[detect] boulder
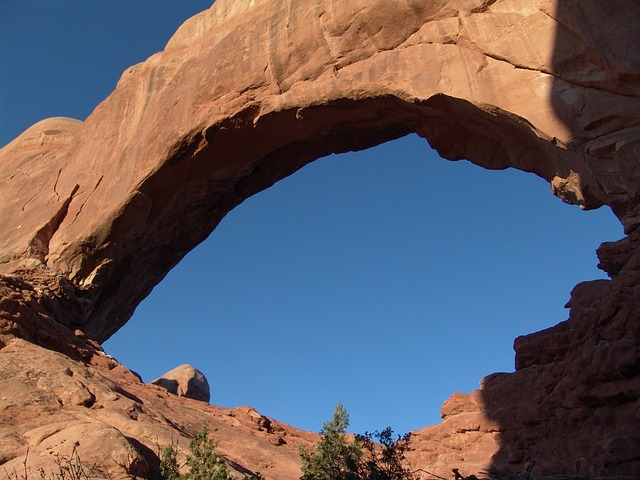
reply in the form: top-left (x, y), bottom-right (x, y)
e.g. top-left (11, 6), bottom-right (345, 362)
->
top-left (0, 338), bottom-right (308, 479)
top-left (151, 364), bottom-right (211, 403)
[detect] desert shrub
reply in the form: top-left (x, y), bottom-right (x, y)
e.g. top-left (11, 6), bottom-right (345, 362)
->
top-left (184, 425), bottom-right (233, 480)
top-left (159, 442), bottom-right (181, 480)
top-left (5, 427), bottom-right (254, 480)
top-left (156, 427), bottom-right (269, 480)
top-left (298, 405), bottom-right (416, 480)
top-left (356, 428), bottom-right (415, 480)
top-left (3, 446), bottom-right (107, 480)
top-left (298, 403), bottom-right (362, 480)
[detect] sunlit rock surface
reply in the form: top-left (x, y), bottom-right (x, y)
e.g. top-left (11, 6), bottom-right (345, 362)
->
top-left (0, 0), bottom-right (639, 477)
top-left (0, 334), bottom-right (309, 478)
top-left (151, 364), bottom-right (211, 403)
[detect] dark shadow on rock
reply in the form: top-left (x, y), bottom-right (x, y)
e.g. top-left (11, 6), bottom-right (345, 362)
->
top-left (114, 385), bottom-right (145, 404)
top-left (550, 0), bottom-right (640, 230)
top-left (151, 378), bottom-right (180, 396)
top-left (125, 436), bottom-right (160, 480)
top-left (482, 2), bottom-right (640, 477)
top-left (2, 3), bottom-right (639, 477)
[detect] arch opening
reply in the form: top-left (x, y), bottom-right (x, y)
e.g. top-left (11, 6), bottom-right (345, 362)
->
top-left (103, 133), bottom-right (622, 435)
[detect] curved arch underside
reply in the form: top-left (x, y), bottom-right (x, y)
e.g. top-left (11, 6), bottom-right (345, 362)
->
top-left (1, 0), bottom-right (639, 476)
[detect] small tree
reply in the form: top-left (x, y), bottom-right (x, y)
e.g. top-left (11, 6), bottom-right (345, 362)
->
top-left (298, 405), bottom-right (417, 480)
top-left (356, 428), bottom-right (415, 480)
top-left (159, 442), bottom-right (181, 480)
top-left (298, 404), bottom-right (362, 480)
top-left (186, 425), bottom-right (233, 480)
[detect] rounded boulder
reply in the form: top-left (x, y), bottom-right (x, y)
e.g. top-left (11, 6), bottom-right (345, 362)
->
top-left (151, 364), bottom-right (210, 402)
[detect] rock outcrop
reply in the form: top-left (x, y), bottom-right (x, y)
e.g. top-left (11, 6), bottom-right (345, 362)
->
top-left (0, 330), bottom-right (309, 479)
top-left (408, 231), bottom-right (640, 477)
top-left (1, 0), bottom-right (639, 478)
top-left (151, 364), bottom-right (211, 403)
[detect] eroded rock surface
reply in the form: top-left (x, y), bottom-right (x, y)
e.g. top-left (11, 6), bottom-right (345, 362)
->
top-left (408, 232), bottom-right (640, 477)
top-left (0, 332), bottom-right (309, 479)
top-left (0, 0), bottom-right (639, 477)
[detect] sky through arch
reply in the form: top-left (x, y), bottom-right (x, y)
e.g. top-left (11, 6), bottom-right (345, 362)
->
top-left (103, 132), bottom-right (622, 434)
top-left (1, 1), bottom-right (624, 435)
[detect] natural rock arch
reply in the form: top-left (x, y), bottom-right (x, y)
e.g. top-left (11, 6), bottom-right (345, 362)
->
top-left (110, 130), bottom-right (619, 432)
top-left (2, 0), bottom-right (638, 341)
top-left (1, 0), bottom-right (639, 477)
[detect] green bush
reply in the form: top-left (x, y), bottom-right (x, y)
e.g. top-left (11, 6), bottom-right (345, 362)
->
top-left (298, 403), bottom-right (362, 480)
top-left (356, 428), bottom-right (415, 480)
top-left (6, 427), bottom-right (260, 480)
top-left (159, 442), bottom-right (181, 480)
top-left (298, 405), bottom-right (416, 480)
top-left (156, 426), bottom-right (267, 480)
top-left (184, 425), bottom-right (233, 480)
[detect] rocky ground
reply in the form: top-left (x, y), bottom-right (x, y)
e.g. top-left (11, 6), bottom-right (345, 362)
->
top-left (0, 329), bottom-right (312, 479)
top-left (1, 230), bottom-right (639, 479)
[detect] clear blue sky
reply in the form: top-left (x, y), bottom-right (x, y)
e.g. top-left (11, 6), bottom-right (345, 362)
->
top-left (2, 2), bottom-right (624, 435)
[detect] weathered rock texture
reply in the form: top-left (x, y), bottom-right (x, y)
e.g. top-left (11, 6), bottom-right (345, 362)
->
top-left (1, 0), bottom-right (639, 478)
top-left (0, 331), bottom-right (310, 479)
top-left (408, 230), bottom-right (640, 477)
top-left (151, 364), bottom-right (211, 403)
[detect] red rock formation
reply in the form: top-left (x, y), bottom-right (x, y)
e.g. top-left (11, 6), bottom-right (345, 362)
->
top-left (0, 326), bottom-right (310, 478)
top-left (408, 231), bottom-right (640, 477)
top-left (1, 0), bottom-right (639, 478)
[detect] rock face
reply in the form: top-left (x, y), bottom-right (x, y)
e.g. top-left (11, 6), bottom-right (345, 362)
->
top-left (0, 0), bottom-right (639, 478)
top-left (151, 364), bottom-right (211, 403)
top-left (408, 232), bottom-right (640, 477)
top-left (2, 0), bottom-right (640, 343)
top-left (0, 331), bottom-right (309, 479)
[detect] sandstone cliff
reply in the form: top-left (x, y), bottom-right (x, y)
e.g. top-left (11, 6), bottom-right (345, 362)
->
top-left (1, 0), bottom-right (639, 478)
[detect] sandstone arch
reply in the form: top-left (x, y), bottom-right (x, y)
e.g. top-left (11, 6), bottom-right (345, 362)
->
top-left (1, 0), bottom-right (639, 477)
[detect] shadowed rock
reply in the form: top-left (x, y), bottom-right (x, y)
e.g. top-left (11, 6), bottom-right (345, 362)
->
top-left (151, 364), bottom-right (211, 403)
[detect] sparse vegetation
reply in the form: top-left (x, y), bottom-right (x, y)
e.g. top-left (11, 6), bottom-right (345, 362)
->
top-left (6, 410), bottom-right (424, 480)
top-left (5, 426), bottom-right (259, 480)
top-left (298, 403), bottom-right (362, 480)
top-left (298, 404), bottom-right (416, 480)
top-left (356, 428), bottom-right (415, 480)
top-left (154, 425), bottom-right (265, 480)
top-left (184, 425), bottom-right (233, 480)
top-left (3, 446), bottom-right (107, 480)
top-left (159, 440), bottom-right (181, 480)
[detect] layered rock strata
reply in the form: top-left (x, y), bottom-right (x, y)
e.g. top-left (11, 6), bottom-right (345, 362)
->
top-left (1, 0), bottom-right (639, 477)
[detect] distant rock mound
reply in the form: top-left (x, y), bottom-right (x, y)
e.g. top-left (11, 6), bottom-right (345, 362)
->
top-left (151, 364), bottom-right (211, 403)
top-left (0, 334), bottom-right (308, 479)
